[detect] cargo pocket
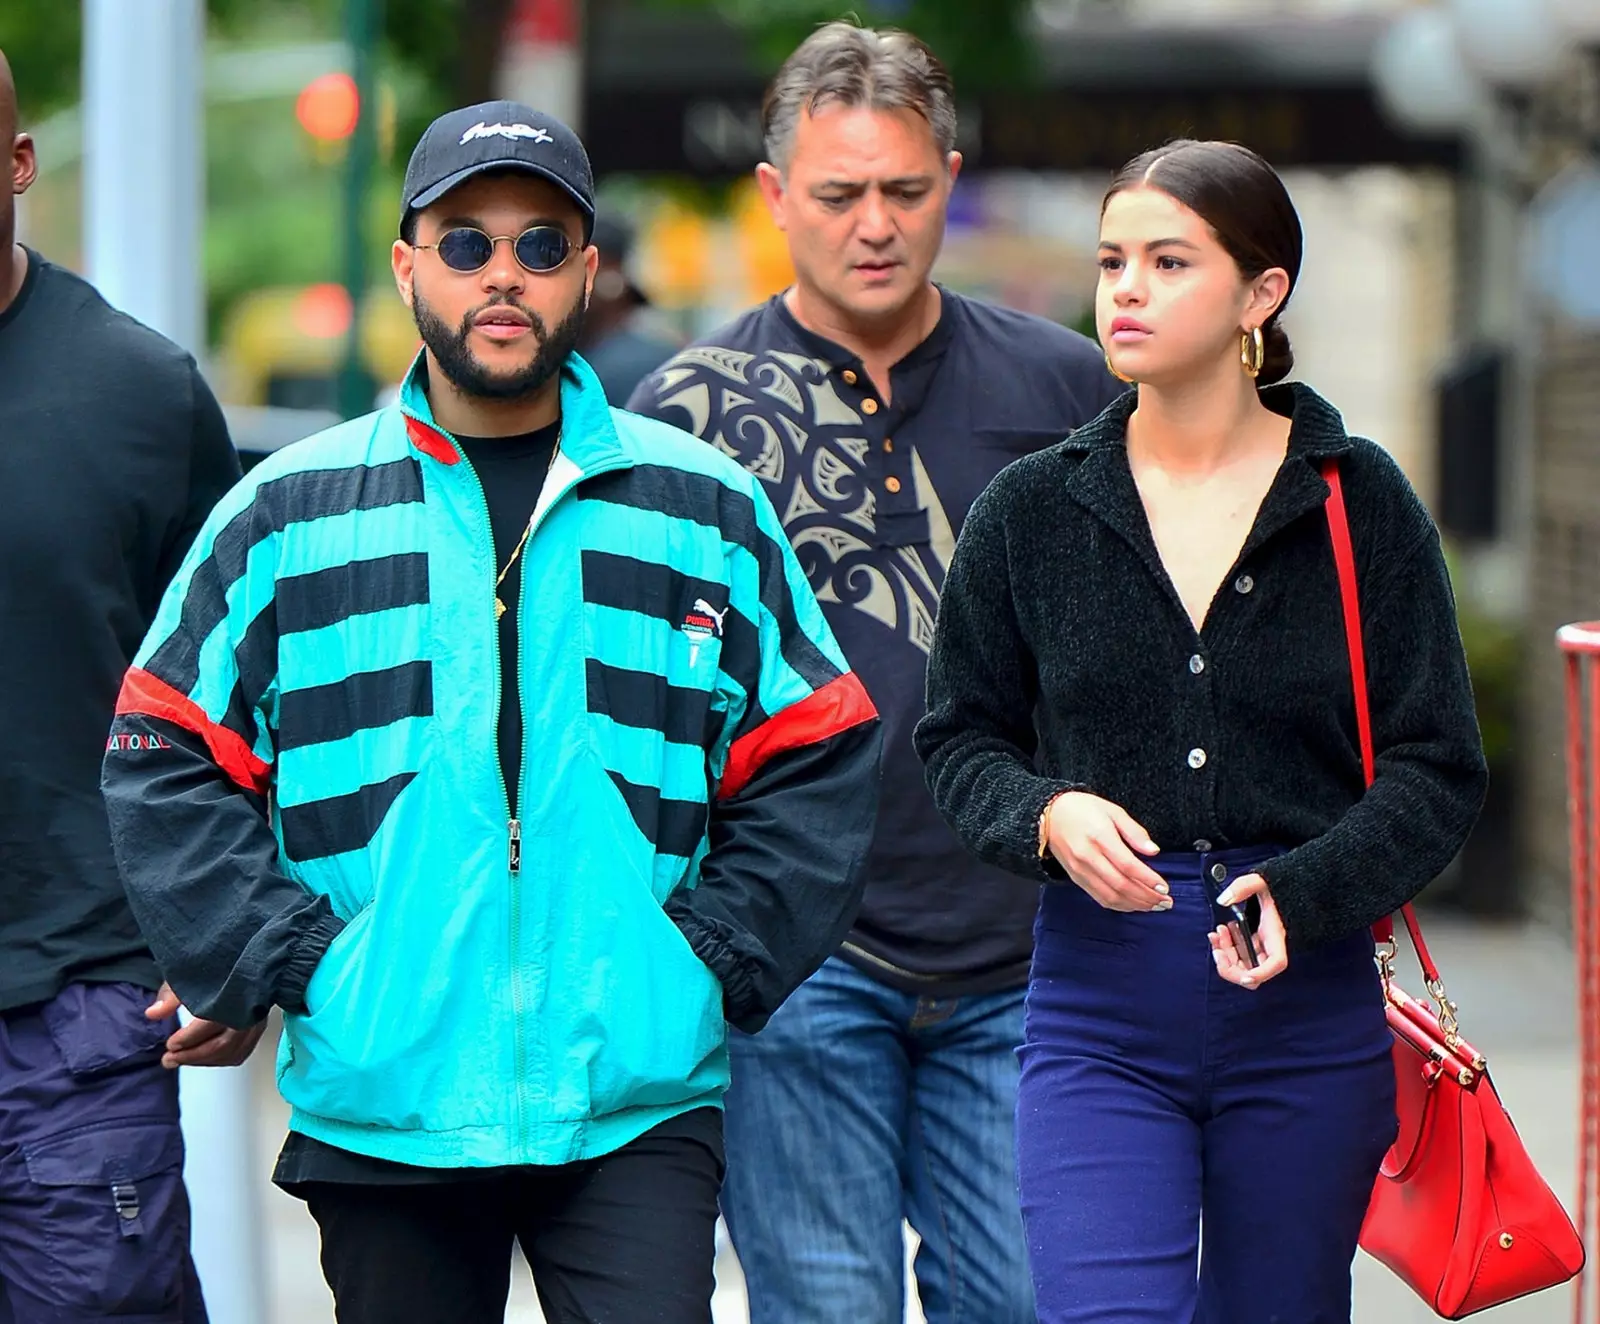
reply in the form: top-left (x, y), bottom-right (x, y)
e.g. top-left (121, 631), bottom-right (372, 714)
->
top-left (39, 983), bottom-right (171, 1078)
top-left (22, 1119), bottom-right (191, 1320)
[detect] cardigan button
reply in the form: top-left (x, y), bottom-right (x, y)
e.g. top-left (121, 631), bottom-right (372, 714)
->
top-left (1189, 654), bottom-right (1205, 675)
top-left (1234, 574), bottom-right (1255, 595)
top-left (1187, 748), bottom-right (1207, 770)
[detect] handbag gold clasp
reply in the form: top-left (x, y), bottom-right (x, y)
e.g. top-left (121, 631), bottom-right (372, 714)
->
top-left (1425, 975), bottom-right (1463, 1045)
top-left (1376, 939), bottom-right (1398, 989)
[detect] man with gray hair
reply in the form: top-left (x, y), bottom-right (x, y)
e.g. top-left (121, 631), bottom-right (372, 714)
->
top-left (629, 20), bottom-right (1125, 1323)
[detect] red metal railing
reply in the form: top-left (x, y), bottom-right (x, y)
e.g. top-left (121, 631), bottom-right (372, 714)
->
top-left (1561, 622), bottom-right (1600, 1323)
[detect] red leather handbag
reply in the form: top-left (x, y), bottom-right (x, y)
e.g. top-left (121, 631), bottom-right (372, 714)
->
top-left (1322, 459), bottom-right (1585, 1318)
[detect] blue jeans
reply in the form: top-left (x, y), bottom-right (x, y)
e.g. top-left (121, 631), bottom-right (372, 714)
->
top-left (721, 956), bottom-right (1034, 1324)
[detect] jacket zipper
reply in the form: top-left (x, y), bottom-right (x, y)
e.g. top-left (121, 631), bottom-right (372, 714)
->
top-left (454, 438), bottom-right (629, 1160)
top-left (455, 451), bottom-right (529, 1153)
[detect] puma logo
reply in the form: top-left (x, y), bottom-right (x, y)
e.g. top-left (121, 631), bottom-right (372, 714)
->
top-left (693, 599), bottom-right (729, 635)
top-left (681, 599), bottom-right (728, 666)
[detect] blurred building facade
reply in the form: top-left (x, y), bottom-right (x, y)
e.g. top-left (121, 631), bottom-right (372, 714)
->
top-left (1522, 54), bottom-right (1600, 919)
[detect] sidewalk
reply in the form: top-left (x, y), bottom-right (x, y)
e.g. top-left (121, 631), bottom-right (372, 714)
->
top-left (251, 913), bottom-right (1584, 1322)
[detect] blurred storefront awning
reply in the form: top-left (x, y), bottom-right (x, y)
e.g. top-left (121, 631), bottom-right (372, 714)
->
top-left (582, 6), bottom-right (1461, 176)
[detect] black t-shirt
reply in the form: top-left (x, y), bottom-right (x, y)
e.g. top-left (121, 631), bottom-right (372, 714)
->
top-left (0, 249), bottom-right (240, 1011)
top-left (457, 423), bottom-right (561, 816)
top-left (275, 417), bottom-right (559, 1189)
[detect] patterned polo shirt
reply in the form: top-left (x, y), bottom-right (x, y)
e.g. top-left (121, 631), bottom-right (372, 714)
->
top-left (629, 287), bottom-right (1125, 994)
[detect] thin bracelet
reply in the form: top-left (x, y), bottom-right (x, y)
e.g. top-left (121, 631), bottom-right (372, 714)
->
top-left (1038, 791), bottom-right (1070, 858)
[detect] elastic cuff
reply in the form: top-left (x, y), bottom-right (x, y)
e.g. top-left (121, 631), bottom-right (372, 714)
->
top-left (276, 908), bottom-right (347, 1014)
top-left (663, 901), bottom-right (764, 1032)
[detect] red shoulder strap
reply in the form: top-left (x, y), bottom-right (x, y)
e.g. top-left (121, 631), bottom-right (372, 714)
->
top-left (1320, 460), bottom-right (1439, 981)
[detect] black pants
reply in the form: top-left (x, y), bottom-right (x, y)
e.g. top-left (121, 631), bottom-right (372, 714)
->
top-left (302, 1109), bottom-right (724, 1324)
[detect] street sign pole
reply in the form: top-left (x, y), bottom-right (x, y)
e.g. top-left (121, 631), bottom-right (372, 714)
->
top-left (338, 0), bottom-right (381, 420)
top-left (82, 3), bottom-right (269, 1321)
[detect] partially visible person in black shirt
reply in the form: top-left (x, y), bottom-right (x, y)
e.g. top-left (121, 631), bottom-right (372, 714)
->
top-left (628, 22), bottom-right (1123, 1324)
top-left (578, 215), bottom-right (678, 405)
top-left (916, 139), bottom-right (1485, 1324)
top-left (0, 46), bottom-right (240, 1322)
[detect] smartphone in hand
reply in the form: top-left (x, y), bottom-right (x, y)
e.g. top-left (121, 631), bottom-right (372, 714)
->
top-left (1220, 897), bottom-right (1262, 969)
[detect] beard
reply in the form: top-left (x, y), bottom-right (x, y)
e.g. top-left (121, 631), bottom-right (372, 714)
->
top-left (413, 286), bottom-right (587, 402)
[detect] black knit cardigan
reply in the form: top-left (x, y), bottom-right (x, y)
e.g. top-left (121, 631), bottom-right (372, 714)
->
top-left (914, 383), bottom-right (1487, 949)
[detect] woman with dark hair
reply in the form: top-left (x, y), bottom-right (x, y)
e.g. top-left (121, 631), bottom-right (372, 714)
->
top-left (915, 139), bottom-right (1487, 1322)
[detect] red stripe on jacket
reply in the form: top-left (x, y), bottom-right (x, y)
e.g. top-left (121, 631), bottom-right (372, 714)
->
top-left (114, 667), bottom-right (271, 796)
top-left (720, 672), bottom-right (877, 800)
top-left (404, 415), bottom-right (460, 465)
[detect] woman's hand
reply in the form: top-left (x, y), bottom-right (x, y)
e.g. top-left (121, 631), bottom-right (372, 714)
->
top-left (1043, 792), bottom-right (1169, 912)
top-left (1210, 874), bottom-right (1289, 989)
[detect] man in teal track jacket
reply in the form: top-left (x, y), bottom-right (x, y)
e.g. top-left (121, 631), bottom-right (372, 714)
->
top-left (101, 102), bottom-right (881, 1324)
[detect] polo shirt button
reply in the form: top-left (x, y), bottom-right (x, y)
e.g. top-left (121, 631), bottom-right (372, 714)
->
top-left (862, 398), bottom-right (880, 415)
top-left (1210, 862), bottom-right (1228, 884)
top-left (1235, 574), bottom-right (1255, 595)
top-left (885, 476), bottom-right (902, 494)
top-left (841, 369), bottom-right (858, 385)
top-left (1194, 839), bottom-right (1213, 852)
top-left (1189, 654), bottom-right (1205, 675)
top-left (1187, 748), bottom-right (1207, 769)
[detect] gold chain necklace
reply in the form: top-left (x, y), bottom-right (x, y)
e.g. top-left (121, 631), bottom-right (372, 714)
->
top-left (493, 429), bottom-right (562, 621)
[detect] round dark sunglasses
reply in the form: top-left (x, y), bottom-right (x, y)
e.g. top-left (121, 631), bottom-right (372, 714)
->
top-left (414, 225), bottom-right (575, 274)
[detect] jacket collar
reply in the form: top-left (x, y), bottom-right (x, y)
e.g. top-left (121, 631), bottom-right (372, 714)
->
top-left (1061, 382), bottom-right (1357, 460)
top-left (1059, 382), bottom-right (1354, 604)
top-left (397, 349), bottom-right (628, 474)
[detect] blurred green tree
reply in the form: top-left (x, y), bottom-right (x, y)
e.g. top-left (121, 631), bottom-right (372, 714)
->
top-left (3, 0), bottom-right (1037, 125)
top-left (0, 0), bottom-right (503, 129)
top-left (0, 3), bottom-right (84, 121)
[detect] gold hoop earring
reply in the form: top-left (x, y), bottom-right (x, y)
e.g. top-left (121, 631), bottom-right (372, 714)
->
top-left (1104, 350), bottom-right (1135, 385)
top-left (1240, 327), bottom-right (1265, 379)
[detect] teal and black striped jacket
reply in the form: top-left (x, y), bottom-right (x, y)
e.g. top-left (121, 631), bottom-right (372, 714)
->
top-left (101, 351), bottom-right (881, 1169)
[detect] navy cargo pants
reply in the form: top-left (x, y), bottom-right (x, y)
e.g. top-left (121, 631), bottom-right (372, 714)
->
top-left (0, 981), bottom-right (206, 1322)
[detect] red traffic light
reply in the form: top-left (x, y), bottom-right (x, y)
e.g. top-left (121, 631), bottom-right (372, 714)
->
top-left (296, 72), bottom-right (360, 142)
top-left (294, 284), bottom-right (355, 340)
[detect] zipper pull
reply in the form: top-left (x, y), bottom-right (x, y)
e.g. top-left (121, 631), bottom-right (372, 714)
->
top-left (508, 819), bottom-right (522, 874)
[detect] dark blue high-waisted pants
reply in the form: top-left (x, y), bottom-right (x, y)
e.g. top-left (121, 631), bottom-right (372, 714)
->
top-left (1017, 845), bottom-right (1397, 1324)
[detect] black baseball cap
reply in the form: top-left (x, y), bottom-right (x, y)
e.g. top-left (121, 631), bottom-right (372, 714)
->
top-left (401, 100), bottom-right (595, 240)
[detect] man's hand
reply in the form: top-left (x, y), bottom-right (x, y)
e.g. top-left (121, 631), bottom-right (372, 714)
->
top-left (146, 983), bottom-right (267, 1070)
